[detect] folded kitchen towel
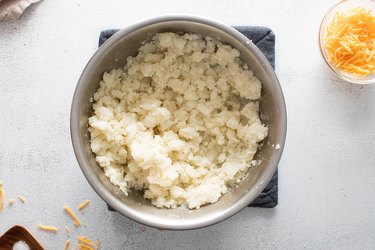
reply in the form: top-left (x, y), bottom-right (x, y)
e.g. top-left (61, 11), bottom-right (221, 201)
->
top-left (99, 26), bottom-right (278, 209)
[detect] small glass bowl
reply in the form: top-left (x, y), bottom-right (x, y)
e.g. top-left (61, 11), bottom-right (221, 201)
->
top-left (319, 0), bottom-right (375, 84)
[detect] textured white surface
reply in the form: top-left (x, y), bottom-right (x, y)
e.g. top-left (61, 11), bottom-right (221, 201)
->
top-left (0, 0), bottom-right (374, 249)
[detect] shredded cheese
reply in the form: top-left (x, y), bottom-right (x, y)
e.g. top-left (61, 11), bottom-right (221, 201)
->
top-left (9, 199), bottom-right (14, 206)
top-left (78, 244), bottom-right (95, 250)
top-left (77, 236), bottom-right (100, 250)
top-left (64, 240), bottom-right (70, 250)
top-left (0, 182), bottom-right (4, 212)
top-left (37, 224), bottom-right (58, 232)
top-left (66, 226), bottom-right (71, 237)
top-left (78, 236), bottom-right (96, 247)
top-left (64, 205), bottom-right (81, 227)
top-left (78, 200), bottom-right (90, 210)
top-left (17, 195), bottom-right (26, 203)
top-left (324, 6), bottom-right (375, 76)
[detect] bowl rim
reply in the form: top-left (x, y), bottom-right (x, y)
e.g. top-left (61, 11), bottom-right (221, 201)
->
top-left (70, 14), bottom-right (287, 230)
top-left (318, 0), bottom-right (375, 84)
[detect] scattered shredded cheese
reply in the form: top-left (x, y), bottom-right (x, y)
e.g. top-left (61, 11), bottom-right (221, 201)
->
top-left (78, 244), bottom-right (95, 250)
top-left (64, 240), bottom-right (70, 250)
top-left (17, 195), bottom-right (26, 203)
top-left (37, 224), bottom-right (58, 232)
top-left (64, 205), bottom-right (81, 227)
top-left (77, 235), bottom-right (100, 250)
top-left (78, 200), bottom-right (90, 210)
top-left (66, 226), bottom-right (71, 237)
top-left (78, 237), bottom-right (96, 247)
top-left (0, 187), bottom-right (101, 249)
top-left (0, 181), bottom-right (4, 212)
top-left (324, 7), bottom-right (375, 76)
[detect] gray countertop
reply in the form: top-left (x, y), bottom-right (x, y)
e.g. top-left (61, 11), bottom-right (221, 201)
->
top-left (0, 0), bottom-right (374, 249)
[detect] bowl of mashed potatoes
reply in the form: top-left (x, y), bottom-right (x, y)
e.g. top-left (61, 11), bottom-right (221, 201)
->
top-left (71, 15), bottom-right (286, 230)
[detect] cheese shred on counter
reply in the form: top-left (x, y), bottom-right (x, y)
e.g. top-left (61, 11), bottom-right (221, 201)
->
top-left (64, 206), bottom-right (81, 227)
top-left (78, 235), bottom-right (100, 250)
top-left (324, 7), bottom-right (375, 76)
top-left (63, 240), bottom-right (70, 250)
top-left (89, 32), bottom-right (268, 209)
top-left (17, 195), bottom-right (25, 203)
top-left (78, 200), bottom-right (90, 210)
top-left (37, 224), bottom-right (58, 232)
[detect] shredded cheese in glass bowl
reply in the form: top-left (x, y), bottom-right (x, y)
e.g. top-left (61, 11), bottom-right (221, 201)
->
top-left (319, 0), bottom-right (375, 84)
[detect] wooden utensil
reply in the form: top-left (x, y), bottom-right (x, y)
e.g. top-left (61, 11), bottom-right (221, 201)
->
top-left (0, 225), bottom-right (44, 250)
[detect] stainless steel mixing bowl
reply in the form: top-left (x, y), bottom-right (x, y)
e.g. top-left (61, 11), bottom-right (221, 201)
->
top-left (71, 15), bottom-right (287, 230)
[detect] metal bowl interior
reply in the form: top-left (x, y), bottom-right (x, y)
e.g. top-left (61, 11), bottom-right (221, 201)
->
top-left (71, 15), bottom-right (287, 230)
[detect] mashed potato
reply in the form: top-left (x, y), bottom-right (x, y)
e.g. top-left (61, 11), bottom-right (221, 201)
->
top-left (88, 32), bottom-right (268, 209)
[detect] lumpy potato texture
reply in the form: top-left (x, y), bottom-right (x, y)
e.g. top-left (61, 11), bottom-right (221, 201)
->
top-left (89, 32), bottom-right (268, 209)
